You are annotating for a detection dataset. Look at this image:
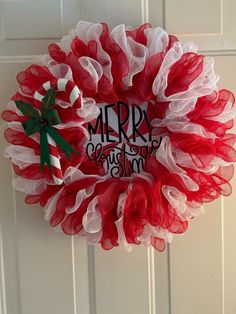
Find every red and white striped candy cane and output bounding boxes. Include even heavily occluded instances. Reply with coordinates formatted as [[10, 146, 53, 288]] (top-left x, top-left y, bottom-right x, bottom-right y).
[[34, 78, 82, 108], [46, 134, 63, 185], [33, 79, 82, 185]]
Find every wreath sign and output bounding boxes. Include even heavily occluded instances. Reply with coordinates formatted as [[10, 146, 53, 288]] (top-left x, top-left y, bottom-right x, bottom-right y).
[[2, 21, 236, 251]]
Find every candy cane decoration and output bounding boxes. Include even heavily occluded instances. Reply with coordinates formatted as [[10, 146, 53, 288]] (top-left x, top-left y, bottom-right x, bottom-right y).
[[33, 79, 82, 185], [46, 134, 63, 185], [34, 78, 82, 108]]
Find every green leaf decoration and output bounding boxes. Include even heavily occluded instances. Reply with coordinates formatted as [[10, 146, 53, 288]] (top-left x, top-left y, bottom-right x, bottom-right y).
[[42, 88, 56, 113], [15, 88, 77, 171], [15, 100, 40, 119]]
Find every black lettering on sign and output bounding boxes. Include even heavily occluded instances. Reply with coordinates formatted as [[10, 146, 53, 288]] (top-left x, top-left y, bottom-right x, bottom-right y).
[[87, 111, 104, 142], [104, 103, 116, 142], [117, 101, 130, 143], [86, 101, 162, 178]]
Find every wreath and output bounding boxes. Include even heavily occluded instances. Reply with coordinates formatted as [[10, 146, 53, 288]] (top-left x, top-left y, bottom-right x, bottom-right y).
[[2, 21, 236, 251]]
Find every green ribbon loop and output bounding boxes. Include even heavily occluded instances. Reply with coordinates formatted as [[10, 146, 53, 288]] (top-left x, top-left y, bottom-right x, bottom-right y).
[[15, 88, 77, 170]]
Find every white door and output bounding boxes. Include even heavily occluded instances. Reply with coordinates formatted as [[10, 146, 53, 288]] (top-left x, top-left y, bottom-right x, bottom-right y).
[[1, 1, 236, 314]]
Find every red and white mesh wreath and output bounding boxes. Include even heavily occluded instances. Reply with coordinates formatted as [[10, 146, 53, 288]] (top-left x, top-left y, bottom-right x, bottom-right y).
[[2, 21, 236, 251]]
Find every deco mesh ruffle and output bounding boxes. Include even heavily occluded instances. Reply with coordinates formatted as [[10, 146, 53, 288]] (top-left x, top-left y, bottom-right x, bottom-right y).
[[2, 21, 236, 251]]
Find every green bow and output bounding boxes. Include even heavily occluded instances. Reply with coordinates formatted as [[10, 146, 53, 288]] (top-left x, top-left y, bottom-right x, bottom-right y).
[[16, 88, 76, 170]]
